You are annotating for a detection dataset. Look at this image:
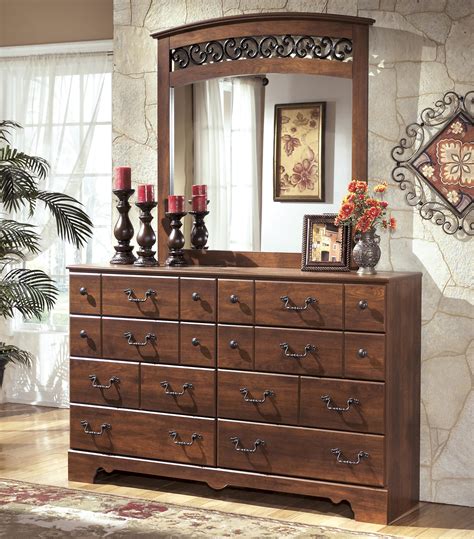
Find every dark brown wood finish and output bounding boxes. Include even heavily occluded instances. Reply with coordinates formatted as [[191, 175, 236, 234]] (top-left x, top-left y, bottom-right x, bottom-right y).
[[70, 316, 101, 358], [217, 325, 254, 370], [180, 322, 216, 367], [344, 332, 385, 381], [70, 273, 101, 315], [180, 278, 216, 322], [345, 284, 386, 332], [218, 279, 254, 324]]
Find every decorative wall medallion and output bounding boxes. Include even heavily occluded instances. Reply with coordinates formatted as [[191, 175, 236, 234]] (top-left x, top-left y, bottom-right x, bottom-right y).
[[391, 91, 473, 235]]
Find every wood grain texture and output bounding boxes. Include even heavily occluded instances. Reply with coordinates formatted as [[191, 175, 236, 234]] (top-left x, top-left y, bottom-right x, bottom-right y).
[[69, 273, 101, 315], [180, 277, 216, 322], [70, 316, 101, 358], [218, 279, 254, 324], [218, 325, 254, 370], [180, 322, 216, 367], [344, 284, 385, 332], [344, 332, 385, 381]]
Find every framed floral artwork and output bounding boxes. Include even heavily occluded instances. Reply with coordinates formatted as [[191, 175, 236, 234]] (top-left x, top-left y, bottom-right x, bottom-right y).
[[301, 214, 352, 272], [274, 102, 325, 202]]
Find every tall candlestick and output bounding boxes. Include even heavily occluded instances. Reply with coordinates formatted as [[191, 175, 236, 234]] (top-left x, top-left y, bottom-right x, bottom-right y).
[[110, 188, 136, 265], [134, 201, 158, 267], [137, 184, 155, 203], [165, 211, 187, 267], [114, 167, 132, 190], [168, 195, 185, 213]]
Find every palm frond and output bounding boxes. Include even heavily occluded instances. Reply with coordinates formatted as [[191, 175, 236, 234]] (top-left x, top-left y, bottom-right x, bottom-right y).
[[0, 342, 33, 368], [36, 191, 93, 248], [0, 219, 41, 256], [0, 268, 58, 319], [0, 163, 38, 213], [0, 121, 22, 144], [0, 146, 49, 180]]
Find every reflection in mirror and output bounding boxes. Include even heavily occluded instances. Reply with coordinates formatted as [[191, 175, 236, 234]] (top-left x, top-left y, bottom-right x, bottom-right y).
[[172, 73, 352, 253]]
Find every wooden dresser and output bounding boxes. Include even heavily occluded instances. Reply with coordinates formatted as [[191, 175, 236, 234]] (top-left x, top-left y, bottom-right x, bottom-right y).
[[68, 265, 421, 524]]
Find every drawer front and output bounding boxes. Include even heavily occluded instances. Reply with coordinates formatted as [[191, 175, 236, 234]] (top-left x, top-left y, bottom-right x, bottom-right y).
[[180, 278, 216, 322], [102, 318, 178, 363], [255, 327, 343, 377], [70, 359, 139, 408], [218, 420, 384, 487], [102, 275, 178, 319], [71, 405, 215, 466], [218, 325, 254, 370], [255, 281, 343, 330], [141, 365, 215, 416], [218, 370, 298, 425], [300, 378, 385, 434], [218, 280, 254, 324], [180, 323, 216, 367], [70, 316, 101, 357], [345, 333, 385, 381], [70, 273, 101, 315], [345, 285, 385, 332]]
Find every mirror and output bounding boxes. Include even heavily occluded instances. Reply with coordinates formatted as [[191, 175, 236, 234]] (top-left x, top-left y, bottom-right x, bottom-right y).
[[171, 73, 352, 253]]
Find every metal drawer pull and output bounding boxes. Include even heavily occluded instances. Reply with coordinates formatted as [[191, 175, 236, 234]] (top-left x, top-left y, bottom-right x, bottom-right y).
[[79, 330, 88, 339], [240, 388, 275, 403], [358, 299, 368, 310], [123, 331, 156, 346], [331, 448, 369, 465], [80, 420, 111, 436], [191, 337, 200, 347], [79, 286, 88, 296], [123, 288, 156, 303], [160, 381, 193, 396], [230, 294, 239, 303], [229, 340, 239, 349], [358, 348, 368, 358], [280, 342, 316, 358], [230, 436, 265, 453], [169, 431, 202, 446], [321, 395, 359, 412], [280, 295, 316, 311], [89, 375, 120, 389], [192, 292, 201, 301]]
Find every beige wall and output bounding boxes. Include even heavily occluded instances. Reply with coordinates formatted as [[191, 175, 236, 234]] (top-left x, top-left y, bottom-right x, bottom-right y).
[[0, 0, 113, 46]]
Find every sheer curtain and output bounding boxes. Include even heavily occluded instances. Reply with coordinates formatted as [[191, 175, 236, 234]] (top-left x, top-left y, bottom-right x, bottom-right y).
[[0, 49, 112, 406]]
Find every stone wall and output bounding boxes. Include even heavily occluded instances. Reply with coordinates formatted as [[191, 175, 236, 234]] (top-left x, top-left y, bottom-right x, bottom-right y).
[[113, 0, 474, 506]]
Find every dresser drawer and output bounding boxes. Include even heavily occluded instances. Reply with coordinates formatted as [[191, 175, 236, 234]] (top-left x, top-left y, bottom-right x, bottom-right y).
[[218, 325, 254, 370], [218, 280, 254, 324], [70, 359, 139, 408], [102, 317, 178, 363], [254, 327, 343, 377], [71, 405, 215, 466], [255, 281, 343, 329], [180, 278, 216, 322], [70, 273, 101, 315], [70, 316, 101, 357], [180, 322, 216, 367], [345, 333, 385, 381], [218, 370, 298, 424], [141, 365, 215, 416], [218, 420, 384, 487], [345, 285, 385, 332], [102, 275, 178, 319], [300, 378, 385, 434]]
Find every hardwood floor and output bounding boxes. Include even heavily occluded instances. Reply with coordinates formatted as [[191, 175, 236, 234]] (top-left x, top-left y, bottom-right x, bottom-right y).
[[0, 403, 473, 537]]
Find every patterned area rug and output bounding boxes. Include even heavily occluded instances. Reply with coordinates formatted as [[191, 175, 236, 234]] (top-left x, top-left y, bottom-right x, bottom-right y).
[[0, 479, 395, 538]]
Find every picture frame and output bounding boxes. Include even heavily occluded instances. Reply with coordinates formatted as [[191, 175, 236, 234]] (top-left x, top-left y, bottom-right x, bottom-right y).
[[301, 214, 352, 272], [274, 101, 325, 202]]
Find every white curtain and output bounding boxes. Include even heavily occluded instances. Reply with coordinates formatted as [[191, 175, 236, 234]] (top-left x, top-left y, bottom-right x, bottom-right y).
[[0, 50, 112, 407], [193, 77, 262, 251]]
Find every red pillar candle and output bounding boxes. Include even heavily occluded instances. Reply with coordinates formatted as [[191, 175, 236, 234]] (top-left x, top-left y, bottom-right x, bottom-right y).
[[137, 184, 155, 203], [192, 184, 207, 196], [114, 166, 132, 190], [168, 195, 185, 213], [192, 194, 207, 212]]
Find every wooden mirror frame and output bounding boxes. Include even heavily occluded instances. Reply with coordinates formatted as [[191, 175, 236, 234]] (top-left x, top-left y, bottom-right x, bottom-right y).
[[152, 12, 374, 267]]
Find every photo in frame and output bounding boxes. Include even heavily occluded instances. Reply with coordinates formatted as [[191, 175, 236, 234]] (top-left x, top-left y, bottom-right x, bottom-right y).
[[301, 214, 352, 272], [274, 102, 325, 202]]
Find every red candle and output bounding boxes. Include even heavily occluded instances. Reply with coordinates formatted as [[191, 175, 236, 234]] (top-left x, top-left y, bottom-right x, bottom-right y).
[[114, 166, 131, 190], [192, 184, 207, 196], [137, 184, 155, 203], [168, 195, 185, 213], [192, 194, 207, 212]]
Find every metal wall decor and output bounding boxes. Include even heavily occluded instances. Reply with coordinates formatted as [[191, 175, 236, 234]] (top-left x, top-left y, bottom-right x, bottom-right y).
[[391, 91, 473, 236], [170, 35, 353, 70]]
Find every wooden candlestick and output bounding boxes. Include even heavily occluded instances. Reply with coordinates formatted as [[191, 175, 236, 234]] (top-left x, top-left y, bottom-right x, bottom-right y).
[[110, 189, 137, 265], [189, 210, 209, 250], [134, 201, 158, 267], [165, 211, 187, 267]]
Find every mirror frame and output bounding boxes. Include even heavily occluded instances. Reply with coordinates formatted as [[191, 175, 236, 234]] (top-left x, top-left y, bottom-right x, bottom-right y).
[[152, 12, 375, 267]]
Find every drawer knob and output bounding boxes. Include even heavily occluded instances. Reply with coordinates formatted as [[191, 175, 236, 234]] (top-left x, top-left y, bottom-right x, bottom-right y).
[[358, 299, 368, 310], [229, 340, 239, 350], [192, 292, 201, 301], [240, 387, 275, 404], [80, 420, 111, 436], [230, 294, 239, 304], [358, 348, 368, 358], [79, 330, 88, 339], [169, 431, 202, 446], [280, 295, 316, 311], [280, 342, 316, 359], [331, 448, 369, 465], [191, 337, 200, 347], [123, 288, 156, 303], [230, 436, 265, 453], [160, 381, 193, 396], [321, 395, 360, 412], [79, 287, 88, 296], [89, 375, 120, 389], [123, 331, 156, 347]]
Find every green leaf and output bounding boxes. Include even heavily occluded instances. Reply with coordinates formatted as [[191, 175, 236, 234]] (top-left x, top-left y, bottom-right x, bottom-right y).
[[0, 219, 41, 256], [0, 146, 49, 180], [0, 121, 22, 144], [0, 342, 33, 368], [0, 163, 39, 213]]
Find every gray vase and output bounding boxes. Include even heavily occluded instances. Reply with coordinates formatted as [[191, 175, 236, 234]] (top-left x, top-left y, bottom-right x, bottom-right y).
[[353, 228, 381, 275]]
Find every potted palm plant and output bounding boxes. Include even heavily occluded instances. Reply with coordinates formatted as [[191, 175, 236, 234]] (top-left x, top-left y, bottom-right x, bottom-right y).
[[0, 121, 93, 386]]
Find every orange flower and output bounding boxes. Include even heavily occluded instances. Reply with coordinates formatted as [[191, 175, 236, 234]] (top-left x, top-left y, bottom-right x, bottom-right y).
[[389, 217, 397, 230], [340, 202, 355, 218], [368, 206, 381, 219], [374, 181, 387, 193], [356, 181, 368, 192], [380, 200, 388, 208], [348, 180, 358, 192], [366, 198, 380, 207]]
